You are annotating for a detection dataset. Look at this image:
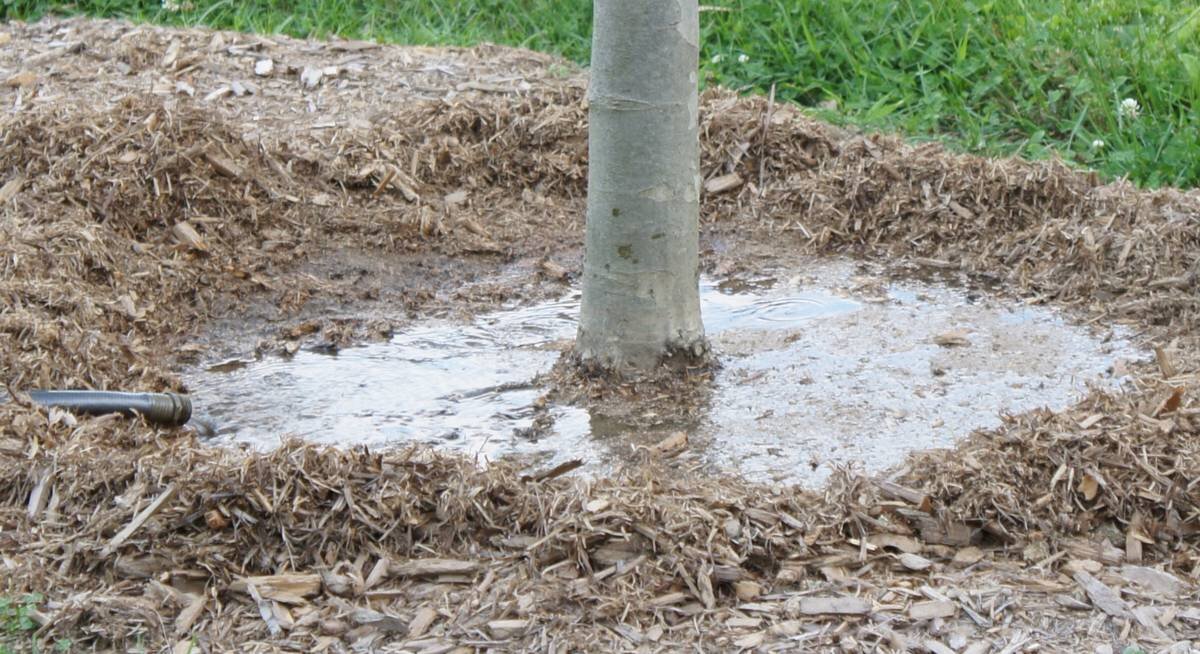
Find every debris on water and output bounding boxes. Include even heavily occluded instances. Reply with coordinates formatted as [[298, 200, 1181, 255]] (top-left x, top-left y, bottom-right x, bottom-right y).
[[932, 329, 972, 347], [205, 357, 255, 373]]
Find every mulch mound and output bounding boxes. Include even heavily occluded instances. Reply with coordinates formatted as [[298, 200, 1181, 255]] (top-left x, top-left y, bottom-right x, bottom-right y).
[[1, 16, 1197, 653]]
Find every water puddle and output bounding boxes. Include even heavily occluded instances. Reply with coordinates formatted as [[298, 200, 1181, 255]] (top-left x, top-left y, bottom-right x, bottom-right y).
[[185, 260, 1138, 486]]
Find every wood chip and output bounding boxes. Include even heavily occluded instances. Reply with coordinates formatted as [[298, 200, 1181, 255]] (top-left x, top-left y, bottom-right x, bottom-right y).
[[790, 596, 871, 616], [102, 483, 178, 556], [908, 600, 956, 620], [390, 558, 480, 578], [0, 175, 25, 203], [171, 221, 209, 251], [173, 594, 206, 637], [696, 567, 716, 609], [520, 458, 583, 482], [899, 552, 934, 571], [1064, 558, 1103, 575], [933, 329, 971, 347], [300, 66, 323, 88], [230, 574, 321, 604], [408, 606, 437, 638], [876, 481, 932, 512], [648, 592, 686, 606], [246, 583, 281, 636], [895, 508, 972, 545], [648, 431, 688, 455], [1062, 538, 1124, 565], [725, 616, 761, 629], [584, 498, 609, 513], [203, 86, 231, 102], [1072, 570, 1130, 618], [350, 608, 406, 632], [1054, 594, 1092, 610], [733, 580, 762, 600], [704, 172, 743, 195], [4, 71, 37, 88], [487, 619, 530, 638], [364, 557, 390, 589], [538, 258, 570, 281], [951, 546, 985, 568], [1131, 605, 1167, 638], [161, 40, 181, 68], [26, 468, 54, 520], [1153, 386, 1184, 417], [204, 151, 244, 179], [733, 632, 764, 649], [1116, 565, 1186, 596]]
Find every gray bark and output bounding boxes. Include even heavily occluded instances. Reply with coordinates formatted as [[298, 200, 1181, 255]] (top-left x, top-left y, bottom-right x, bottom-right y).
[[576, 0, 707, 371]]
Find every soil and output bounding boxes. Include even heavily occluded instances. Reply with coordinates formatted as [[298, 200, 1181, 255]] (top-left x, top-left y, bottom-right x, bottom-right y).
[[1, 16, 1199, 654]]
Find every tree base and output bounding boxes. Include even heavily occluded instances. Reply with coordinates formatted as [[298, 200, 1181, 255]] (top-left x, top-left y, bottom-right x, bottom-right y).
[[547, 340, 718, 419], [568, 338, 715, 382]]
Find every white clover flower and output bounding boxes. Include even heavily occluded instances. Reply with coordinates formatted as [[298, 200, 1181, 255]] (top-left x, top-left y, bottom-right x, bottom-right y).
[[1119, 97, 1140, 120], [737, 53, 750, 64], [1091, 139, 1105, 149], [711, 54, 724, 64]]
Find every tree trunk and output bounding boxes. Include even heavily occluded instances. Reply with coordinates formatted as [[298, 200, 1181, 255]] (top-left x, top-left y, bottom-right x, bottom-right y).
[[576, 0, 707, 371]]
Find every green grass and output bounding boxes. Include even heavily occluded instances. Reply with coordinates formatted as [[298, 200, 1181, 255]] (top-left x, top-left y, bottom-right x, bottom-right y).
[[0, 594, 68, 654], [3, 0, 1198, 188]]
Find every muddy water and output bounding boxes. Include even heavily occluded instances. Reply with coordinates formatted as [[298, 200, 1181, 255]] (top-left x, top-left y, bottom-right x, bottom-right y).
[[185, 260, 1138, 486]]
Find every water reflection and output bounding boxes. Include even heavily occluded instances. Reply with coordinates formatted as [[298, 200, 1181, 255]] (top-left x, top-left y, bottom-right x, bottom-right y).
[[185, 261, 1137, 486]]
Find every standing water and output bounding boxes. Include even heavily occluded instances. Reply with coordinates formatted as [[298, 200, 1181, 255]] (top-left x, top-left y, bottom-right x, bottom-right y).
[[185, 260, 1137, 486]]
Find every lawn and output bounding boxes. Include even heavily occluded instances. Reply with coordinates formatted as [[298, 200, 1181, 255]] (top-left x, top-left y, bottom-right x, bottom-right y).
[[3, 0, 1198, 188]]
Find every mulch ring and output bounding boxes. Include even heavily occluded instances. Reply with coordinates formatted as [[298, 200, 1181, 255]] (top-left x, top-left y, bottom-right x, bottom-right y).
[[1, 16, 1199, 653]]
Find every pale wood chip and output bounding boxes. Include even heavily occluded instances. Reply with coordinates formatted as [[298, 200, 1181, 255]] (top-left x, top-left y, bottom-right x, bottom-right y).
[[174, 594, 206, 637], [908, 600, 956, 620], [732, 632, 764, 649], [1116, 565, 1186, 596], [704, 172, 743, 195], [390, 558, 480, 578], [899, 552, 934, 571], [648, 431, 688, 455], [171, 221, 209, 251], [933, 329, 971, 347], [229, 574, 321, 604], [0, 175, 25, 203], [408, 606, 437, 638], [790, 596, 871, 616], [487, 619, 530, 638], [951, 546, 986, 567], [1073, 570, 1130, 618]]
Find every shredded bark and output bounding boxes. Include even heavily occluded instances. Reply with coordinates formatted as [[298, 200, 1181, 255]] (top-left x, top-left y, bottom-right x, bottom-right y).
[[1, 17, 1198, 653]]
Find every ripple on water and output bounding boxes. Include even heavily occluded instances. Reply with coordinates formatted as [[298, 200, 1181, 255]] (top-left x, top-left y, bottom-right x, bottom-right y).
[[184, 261, 1139, 487]]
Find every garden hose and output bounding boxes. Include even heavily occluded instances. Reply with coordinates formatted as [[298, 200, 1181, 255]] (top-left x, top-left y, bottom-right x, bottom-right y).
[[26, 390, 192, 426]]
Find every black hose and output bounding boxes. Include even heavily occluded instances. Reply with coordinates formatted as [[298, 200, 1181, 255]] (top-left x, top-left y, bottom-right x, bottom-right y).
[[27, 390, 192, 426]]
